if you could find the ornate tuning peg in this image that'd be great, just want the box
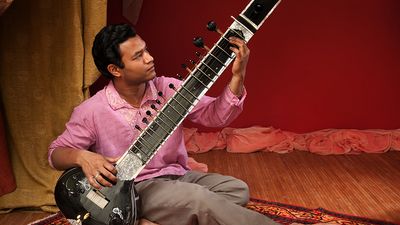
[207,21,223,35]
[193,37,210,51]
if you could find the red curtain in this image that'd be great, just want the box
[108,0,400,133]
[0,0,15,199]
[0,107,16,196]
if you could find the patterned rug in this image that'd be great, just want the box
[247,198,397,225]
[29,198,397,225]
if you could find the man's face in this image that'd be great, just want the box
[117,36,156,84]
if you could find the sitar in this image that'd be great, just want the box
[54,1,281,224]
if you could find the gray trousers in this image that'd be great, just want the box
[135,171,278,225]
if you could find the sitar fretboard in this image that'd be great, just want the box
[116,0,281,180]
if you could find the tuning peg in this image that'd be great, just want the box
[181,64,192,73]
[189,59,196,65]
[176,73,183,80]
[193,37,203,48]
[168,83,176,90]
[142,117,149,124]
[207,21,223,35]
[135,125,142,131]
[195,51,203,59]
[193,37,210,51]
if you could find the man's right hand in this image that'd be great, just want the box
[51,147,119,189]
[77,150,119,189]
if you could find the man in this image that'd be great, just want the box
[49,24,277,225]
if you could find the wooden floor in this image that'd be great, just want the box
[193,150,400,223]
[1,151,399,224]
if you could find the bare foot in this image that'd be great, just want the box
[313,223,337,225]
[291,223,337,225]
[139,218,159,225]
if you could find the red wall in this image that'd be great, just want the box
[107,0,400,132]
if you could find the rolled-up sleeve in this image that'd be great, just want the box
[186,85,247,127]
[48,106,96,168]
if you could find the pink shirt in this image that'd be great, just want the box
[48,76,246,181]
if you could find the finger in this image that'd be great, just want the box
[230,45,240,56]
[97,166,118,187]
[229,37,246,48]
[229,36,245,43]
[82,168,102,189]
[229,37,248,51]
[229,42,247,58]
[235,42,249,57]
[104,162,118,175]
[99,166,117,184]
[93,171,114,188]
[89,173,102,189]
[105,156,120,163]
[233,47,249,63]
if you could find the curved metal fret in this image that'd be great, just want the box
[215,44,233,58]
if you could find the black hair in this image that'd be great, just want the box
[92,24,137,79]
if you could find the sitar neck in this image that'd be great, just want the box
[115,0,281,181]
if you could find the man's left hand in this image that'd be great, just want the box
[229,36,250,97]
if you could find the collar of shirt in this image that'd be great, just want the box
[105,79,159,110]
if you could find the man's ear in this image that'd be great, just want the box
[107,64,121,78]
